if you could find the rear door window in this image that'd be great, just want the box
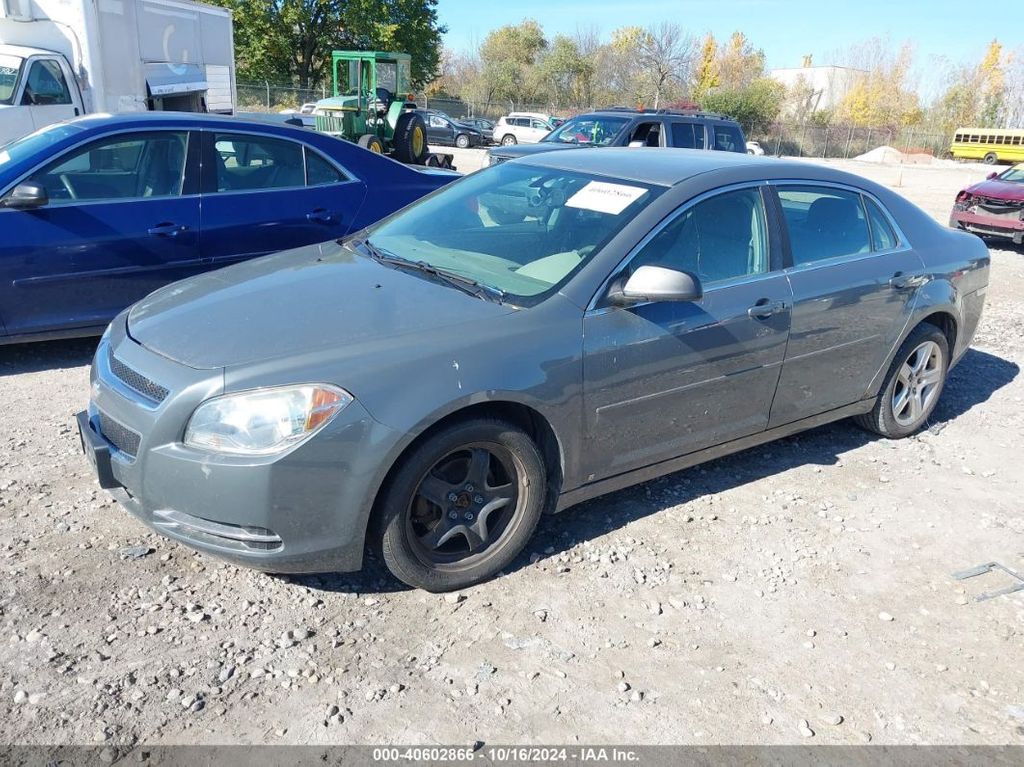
[212,133,305,192]
[305,149,347,186]
[712,125,744,152]
[670,122,700,149]
[777,186,872,265]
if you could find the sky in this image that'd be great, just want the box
[437,0,1017,100]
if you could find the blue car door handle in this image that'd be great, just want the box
[747,299,788,319]
[307,208,336,224]
[148,223,187,237]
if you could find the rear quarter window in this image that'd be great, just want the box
[712,125,744,153]
[865,198,899,251]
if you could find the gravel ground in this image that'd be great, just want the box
[1,155,1023,749]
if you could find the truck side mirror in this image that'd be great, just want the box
[1,182,49,210]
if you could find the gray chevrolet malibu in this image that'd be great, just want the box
[78,149,990,591]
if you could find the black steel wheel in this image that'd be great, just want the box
[377,419,546,591]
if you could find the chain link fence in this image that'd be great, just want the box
[236,83,953,159]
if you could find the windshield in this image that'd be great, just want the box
[0,54,23,105]
[0,123,81,169]
[543,115,630,146]
[366,163,660,303]
[999,165,1024,183]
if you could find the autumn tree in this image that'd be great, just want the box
[692,34,718,101]
[716,31,765,89]
[478,20,548,107]
[833,39,921,127]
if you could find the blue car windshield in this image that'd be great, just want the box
[366,162,661,303]
[0,123,82,169]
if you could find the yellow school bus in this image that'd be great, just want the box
[950,128,1024,164]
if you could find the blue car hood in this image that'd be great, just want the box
[127,241,516,370]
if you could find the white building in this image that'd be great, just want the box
[770,61,865,114]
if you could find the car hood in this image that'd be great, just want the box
[491,142,580,159]
[967,178,1024,202]
[127,241,516,370]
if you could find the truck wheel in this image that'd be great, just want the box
[376,418,546,592]
[358,134,385,154]
[456,133,471,149]
[501,134,517,146]
[393,112,428,164]
[983,152,998,165]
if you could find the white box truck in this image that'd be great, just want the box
[0,0,235,144]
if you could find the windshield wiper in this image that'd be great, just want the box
[353,238,505,304]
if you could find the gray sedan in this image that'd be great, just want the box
[77,149,990,591]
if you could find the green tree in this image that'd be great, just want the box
[539,36,594,108]
[478,20,548,107]
[207,0,446,90]
[701,77,785,132]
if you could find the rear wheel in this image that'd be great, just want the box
[377,419,546,591]
[456,133,471,149]
[357,133,385,154]
[983,152,998,165]
[501,134,517,146]
[393,112,428,164]
[854,323,949,438]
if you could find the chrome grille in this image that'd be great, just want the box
[98,412,141,458]
[108,349,169,404]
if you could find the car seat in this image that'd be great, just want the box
[802,196,870,261]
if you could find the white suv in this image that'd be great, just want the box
[494,112,555,145]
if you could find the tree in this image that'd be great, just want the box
[692,34,718,101]
[207,0,446,90]
[539,36,594,108]
[478,20,548,107]
[702,77,785,131]
[832,39,921,127]
[978,40,1005,126]
[634,22,695,108]
[715,31,764,89]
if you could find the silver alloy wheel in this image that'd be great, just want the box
[891,340,943,427]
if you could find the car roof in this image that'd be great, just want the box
[584,109,739,124]
[55,111,317,136]
[513,147,869,190]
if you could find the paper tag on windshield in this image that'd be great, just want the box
[566,181,647,215]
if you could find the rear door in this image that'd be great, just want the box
[199,130,366,269]
[0,129,203,337]
[767,183,925,426]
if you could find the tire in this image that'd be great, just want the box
[376,419,546,591]
[854,323,949,439]
[501,134,517,146]
[357,133,385,154]
[983,152,998,165]
[393,111,429,164]
[455,133,471,149]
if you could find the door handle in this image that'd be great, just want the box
[889,272,928,290]
[306,209,336,224]
[147,223,187,237]
[747,299,787,319]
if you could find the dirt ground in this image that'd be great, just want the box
[1,152,1022,750]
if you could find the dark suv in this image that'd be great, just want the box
[487,108,746,166]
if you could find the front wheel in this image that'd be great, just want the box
[501,134,517,146]
[455,133,471,149]
[854,323,949,438]
[358,133,385,153]
[377,419,546,591]
[983,152,998,165]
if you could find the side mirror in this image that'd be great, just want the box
[986,171,998,180]
[610,265,703,305]
[1,181,48,210]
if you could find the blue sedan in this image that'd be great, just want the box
[0,113,457,344]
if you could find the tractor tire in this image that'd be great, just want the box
[358,134,385,154]
[393,112,429,165]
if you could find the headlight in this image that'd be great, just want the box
[184,384,352,455]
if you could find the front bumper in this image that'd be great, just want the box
[950,207,1024,244]
[78,319,402,574]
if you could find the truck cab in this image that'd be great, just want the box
[0,45,83,142]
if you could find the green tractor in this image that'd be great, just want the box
[314,51,446,166]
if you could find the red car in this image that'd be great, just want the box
[950,163,1024,245]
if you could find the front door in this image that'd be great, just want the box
[0,129,203,337]
[21,57,80,131]
[581,186,792,481]
[199,130,365,268]
[427,114,454,146]
[768,184,926,426]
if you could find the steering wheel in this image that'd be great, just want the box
[58,174,79,199]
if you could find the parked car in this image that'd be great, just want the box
[78,149,989,591]
[746,140,765,155]
[488,108,746,165]
[494,112,555,146]
[416,109,484,149]
[0,112,458,344]
[949,163,1024,246]
[458,117,495,144]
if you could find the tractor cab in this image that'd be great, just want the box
[314,51,431,165]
